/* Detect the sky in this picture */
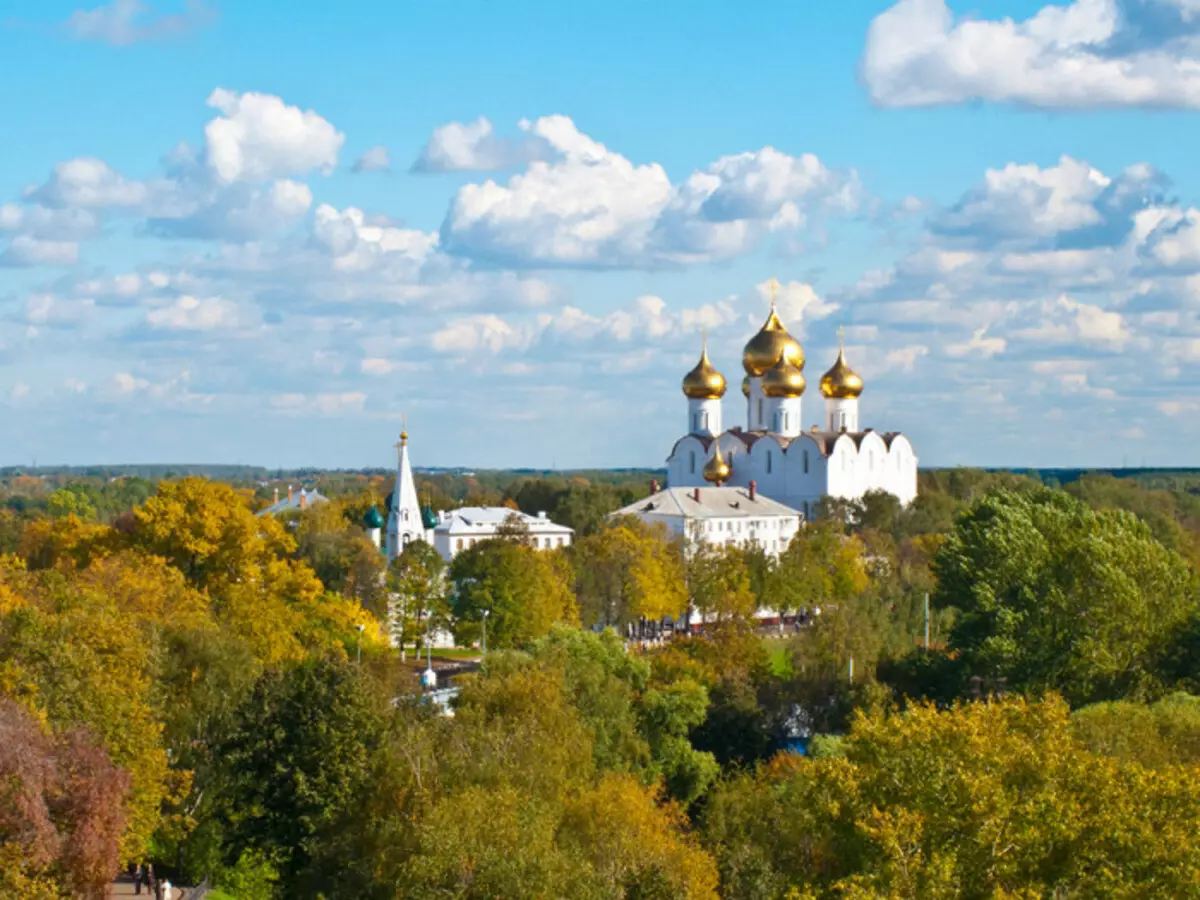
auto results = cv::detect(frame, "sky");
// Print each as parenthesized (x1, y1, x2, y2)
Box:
(1, 0, 1198, 470)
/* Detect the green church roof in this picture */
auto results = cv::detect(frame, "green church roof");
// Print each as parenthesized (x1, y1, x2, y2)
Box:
(363, 505, 385, 529)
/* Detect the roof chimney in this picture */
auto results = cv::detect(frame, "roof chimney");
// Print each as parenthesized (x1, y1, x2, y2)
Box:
(650, 479, 660, 495)
(287, 484, 293, 503)
(749, 480, 757, 501)
(692, 487, 700, 503)
(273, 487, 279, 505)
(299, 490, 308, 510)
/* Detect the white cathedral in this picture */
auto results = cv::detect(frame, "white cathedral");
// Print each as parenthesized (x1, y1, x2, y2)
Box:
(666, 289, 918, 519)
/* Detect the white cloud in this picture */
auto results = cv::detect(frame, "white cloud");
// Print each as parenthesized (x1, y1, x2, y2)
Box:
(431, 314, 533, 354)
(884, 345, 929, 371)
(270, 391, 367, 415)
(946, 327, 1007, 358)
(65, 0, 215, 46)
(352, 145, 391, 173)
(24, 293, 95, 326)
(0, 236, 80, 268)
(863, 0, 1200, 110)
(311, 204, 437, 272)
(412, 116, 555, 173)
(32, 157, 147, 208)
(440, 116, 858, 268)
(759, 279, 839, 331)
(148, 178, 313, 240)
(144, 295, 240, 331)
(1016, 294, 1131, 348)
(203, 89, 344, 183)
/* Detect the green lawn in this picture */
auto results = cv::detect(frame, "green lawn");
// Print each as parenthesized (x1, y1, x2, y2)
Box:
(764, 638, 794, 678)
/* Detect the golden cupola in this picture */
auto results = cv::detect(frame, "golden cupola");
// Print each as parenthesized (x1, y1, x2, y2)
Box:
(819, 330, 864, 399)
(681, 339, 727, 400)
(761, 353, 806, 398)
(741, 375, 750, 398)
(742, 278, 804, 376)
(702, 442, 731, 484)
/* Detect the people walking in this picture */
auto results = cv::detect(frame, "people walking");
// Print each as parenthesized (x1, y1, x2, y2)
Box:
(134, 863, 146, 895)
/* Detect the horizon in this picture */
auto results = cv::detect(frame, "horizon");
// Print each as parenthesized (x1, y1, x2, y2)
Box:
(3, 1, 1199, 469)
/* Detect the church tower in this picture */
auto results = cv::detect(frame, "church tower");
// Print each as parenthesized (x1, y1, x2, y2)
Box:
(386, 426, 426, 560)
(742, 278, 804, 432)
(681, 334, 726, 438)
(820, 328, 864, 432)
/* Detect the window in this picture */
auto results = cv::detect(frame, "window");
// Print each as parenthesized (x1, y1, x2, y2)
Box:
(558, 537, 565, 546)
(767, 451, 773, 474)
(689, 451, 696, 474)
(803, 450, 809, 474)
(456, 538, 463, 550)
(757, 398, 763, 425)
(869, 451, 875, 470)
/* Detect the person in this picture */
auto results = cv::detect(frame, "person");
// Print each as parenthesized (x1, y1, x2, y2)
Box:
(161, 878, 173, 900)
(146, 864, 155, 898)
(134, 863, 145, 895)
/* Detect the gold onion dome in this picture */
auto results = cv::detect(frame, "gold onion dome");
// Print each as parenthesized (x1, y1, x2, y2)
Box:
(761, 353, 806, 398)
(681, 342, 726, 400)
(820, 331, 864, 399)
(742, 280, 804, 376)
(702, 443, 731, 484)
(741, 375, 750, 398)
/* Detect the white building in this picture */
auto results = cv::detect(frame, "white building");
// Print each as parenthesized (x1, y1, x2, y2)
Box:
(433, 507, 574, 561)
(666, 286, 918, 517)
(611, 483, 801, 555)
(385, 428, 434, 560)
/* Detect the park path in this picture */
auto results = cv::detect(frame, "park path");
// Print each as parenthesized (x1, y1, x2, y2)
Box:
(108, 875, 194, 898)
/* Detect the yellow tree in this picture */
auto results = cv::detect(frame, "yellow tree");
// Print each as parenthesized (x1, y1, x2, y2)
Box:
(572, 518, 688, 627)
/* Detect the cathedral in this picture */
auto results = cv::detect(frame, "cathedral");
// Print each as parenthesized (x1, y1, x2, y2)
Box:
(666, 284, 918, 519)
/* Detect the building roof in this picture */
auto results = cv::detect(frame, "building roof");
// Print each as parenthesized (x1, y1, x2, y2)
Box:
(257, 488, 329, 517)
(434, 506, 574, 535)
(612, 486, 801, 521)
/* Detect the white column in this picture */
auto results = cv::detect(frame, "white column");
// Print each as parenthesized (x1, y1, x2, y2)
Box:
(825, 398, 859, 432)
(765, 395, 803, 437)
(748, 378, 767, 430)
(687, 397, 722, 438)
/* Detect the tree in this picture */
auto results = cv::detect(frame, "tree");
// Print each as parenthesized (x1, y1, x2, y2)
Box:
(703, 697, 1200, 899)
(213, 659, 387, 893)
(450, 540, 577, 649)
(688, 544, 757, 624)
(765, 520, 868, 616)
(1071, 692, 1200, 768)
(46, 487, 97, 522)
(0, 697, 130, 899)
(935, 487, 1197, 705)
(572, 518, 688, 628)
(388, 540, 448, 652)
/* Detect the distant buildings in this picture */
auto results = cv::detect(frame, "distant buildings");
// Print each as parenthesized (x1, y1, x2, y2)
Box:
(368, 428, 573, 563)
(256, 485, 329, 516)
(432, 507, 573, 560)
(611, 483, 800, 555)
(667, 281, 918, 518)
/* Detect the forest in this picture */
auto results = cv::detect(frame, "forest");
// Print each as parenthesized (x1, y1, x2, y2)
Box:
(2, 466, 1200, 898)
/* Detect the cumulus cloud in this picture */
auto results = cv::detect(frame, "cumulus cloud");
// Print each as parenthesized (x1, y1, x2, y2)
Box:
(65, 0, 215, 46)
(412, 117, 556, 173)
(31, 157, 148, 208)
(270, 391, 367, 415)
(203, 89, 345, 183)
(144, 295, 241, 331)
(863, 0, 1200, 110)
(352, 145, 391, 173)
(0, 236, 80, 268)
(439, 116, 859, 268)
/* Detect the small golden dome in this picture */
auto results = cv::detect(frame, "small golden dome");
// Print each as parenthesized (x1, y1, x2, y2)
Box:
(702, 442, 731, 484)
(743, 289, 804, 376)
(761, 353, 806, 398)
(819, 336, 864, 400)
(681, 342, 726, 400)
(741, 375, 750, 398)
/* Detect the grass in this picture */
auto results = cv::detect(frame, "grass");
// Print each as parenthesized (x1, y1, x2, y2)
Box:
(764, 637, 794, 678)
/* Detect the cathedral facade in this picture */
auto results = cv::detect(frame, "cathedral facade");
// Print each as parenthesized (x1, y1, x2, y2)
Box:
(666, 289, 918, 519)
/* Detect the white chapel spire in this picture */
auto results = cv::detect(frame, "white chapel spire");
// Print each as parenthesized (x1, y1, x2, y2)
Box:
(386, 420, 427, 560)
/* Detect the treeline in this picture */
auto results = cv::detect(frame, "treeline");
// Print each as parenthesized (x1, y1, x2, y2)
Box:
(2, 470, 1200, 897)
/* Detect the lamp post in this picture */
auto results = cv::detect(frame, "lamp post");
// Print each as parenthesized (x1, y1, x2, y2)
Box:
(481, 609, 490, 657)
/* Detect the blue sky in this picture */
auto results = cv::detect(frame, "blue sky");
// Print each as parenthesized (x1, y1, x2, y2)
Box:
(2, 0, 1198, 470)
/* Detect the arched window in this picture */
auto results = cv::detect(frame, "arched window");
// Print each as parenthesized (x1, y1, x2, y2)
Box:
(803, 450, 809, 474)
(767, 450, 773, 474)
(757, 398, 763, 426)
(689, 451, 696, 474)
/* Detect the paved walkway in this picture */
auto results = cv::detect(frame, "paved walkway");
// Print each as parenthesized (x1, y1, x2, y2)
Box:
(109, 875, 194, 898)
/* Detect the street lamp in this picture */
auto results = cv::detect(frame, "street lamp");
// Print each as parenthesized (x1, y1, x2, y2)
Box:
(481, 609, 490, 657)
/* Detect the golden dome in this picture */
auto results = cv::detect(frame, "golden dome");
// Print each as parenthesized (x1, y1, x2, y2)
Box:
(761, 354, 806, 398)
(742, 284, 804, 376)
(741, 375, 750, 398)
(681, 342, 726, 400)
(819, 334, 864, 400)
(702, 442, 731, 484)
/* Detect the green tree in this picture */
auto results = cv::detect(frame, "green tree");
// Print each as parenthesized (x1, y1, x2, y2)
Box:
(935, 487, 1197, 704)
(46, 487, 97, 522)
(449, 540, 577, 649)
(572, 518, 688, 627)
(387, 540, 448, 653)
